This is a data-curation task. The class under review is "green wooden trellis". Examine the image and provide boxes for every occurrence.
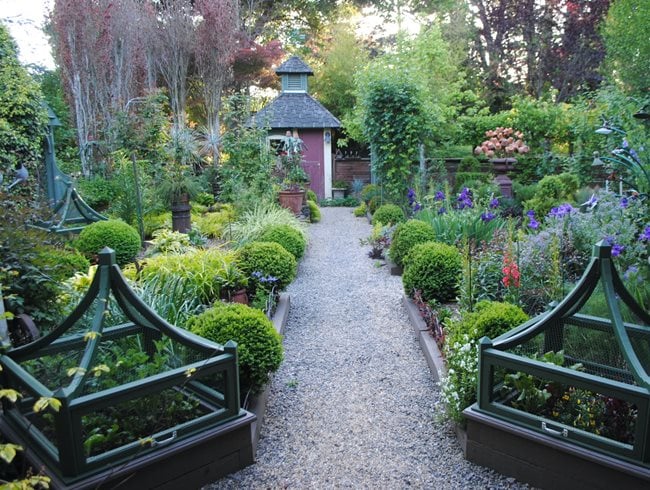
[0,248,243,482]
[473,240,650,467]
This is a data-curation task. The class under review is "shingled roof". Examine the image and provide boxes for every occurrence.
[251,92,341,129]
[275,56,314,75]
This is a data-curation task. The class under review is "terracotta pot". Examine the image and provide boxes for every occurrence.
[231,289,249,305]
[278,189,305,215]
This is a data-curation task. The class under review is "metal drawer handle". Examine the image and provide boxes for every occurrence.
[542,421,568,437]
[152,430,178,447]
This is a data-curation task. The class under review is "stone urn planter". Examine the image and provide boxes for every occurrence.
[490,158,516,198]
[278,189,305,215]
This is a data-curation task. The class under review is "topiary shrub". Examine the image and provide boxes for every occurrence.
[188,303,283,395]
[259,224,307,260]
[353,201,367,217]
[306,189,318,202]
[237,241,297,292]
[402,241,461,303]
[33,246,90,281]
[464,300,529,340]
[372,203,405,226]
[389,220,436,267]
[75,219,141,265]
[307,200,321,223]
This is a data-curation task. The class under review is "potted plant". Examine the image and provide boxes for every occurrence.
[474,127,529,197]
[276,133,308,215]
[158,161,201,233]
[217,261,249,304]
[331,180,348,199]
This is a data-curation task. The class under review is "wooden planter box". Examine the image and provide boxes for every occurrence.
[463,406,650,490]
[2,412,255,490]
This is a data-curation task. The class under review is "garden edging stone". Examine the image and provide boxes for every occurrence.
[247,293,290,457]
[402,294,446,382]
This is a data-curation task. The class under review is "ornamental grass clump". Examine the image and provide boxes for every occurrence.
[188,303,283,396]
[307,200,321,223]
[230,202,307,246]
[402,241,461,303]
[372,203,405,226]
[389,219,436,267]
[237,241,297,292]
[259,224,307,259]
[75,219,141,265]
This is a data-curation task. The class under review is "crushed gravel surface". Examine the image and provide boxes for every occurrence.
[208,207,528,489]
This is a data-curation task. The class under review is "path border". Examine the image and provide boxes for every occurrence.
[247,293,290,457]
[402,294,446,382]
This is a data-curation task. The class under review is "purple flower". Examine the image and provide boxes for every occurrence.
[548,203,575,218]
[480,211,495,222]
[438,206,446,215]
[413,202,422,212]
[611,244,624,257]
[528,218,539,230]
[434,190,445,201]
[620,197,629,209]
[489,198,499,209]
[640,226,650,241]
[622,138,629,148]
[407,188,416,199]
[526,210,536,218]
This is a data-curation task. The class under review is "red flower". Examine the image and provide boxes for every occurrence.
[502,255,520,288]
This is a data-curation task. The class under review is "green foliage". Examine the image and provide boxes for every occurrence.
[389,220,436,267]
[602,0,650,95]
[142,212,171,239]
[134,248,239,325]
[32,246,90,281]
[415,207,507,247]
[309,21,368,122]
[220,94,275,206]
[353,201,367,217]
[193,192,215,207]
[360,184,378,204]
[0,23,47,181]
[359,74,426,202]
[188,303,283,395]
[237,241,297,292]
[75,220,141,265]
[307,200,321,223]
[449,301,529,344]
[230,202,307,246]
[367,196,380,214]
[306,189,318,202]
[402,241,461,303]
[318,197,360,207]
[524,172,579,217]
[76,177,119,211]
[147,229,194,255]
[193,205,236,239]
[372,204,405,226]
[259,224,307,260]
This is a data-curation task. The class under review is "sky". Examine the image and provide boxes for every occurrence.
[0,0,54,69]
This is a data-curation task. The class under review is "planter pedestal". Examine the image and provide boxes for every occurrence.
[278,190,305,215]
[490,158,516,198]
[171,194,191,233]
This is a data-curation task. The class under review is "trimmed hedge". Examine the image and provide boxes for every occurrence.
[237,241,297,291]
[388,219,436,267]
[188,303,283,395]
[402,241,461,303]
[307,200,321,223]
[259,224,307,259]
[75,219,141,265]
[372,204,405,226]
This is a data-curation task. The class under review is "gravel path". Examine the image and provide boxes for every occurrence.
[209,207,526,489]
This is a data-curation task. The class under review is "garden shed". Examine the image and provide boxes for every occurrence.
[251,56,341,199]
